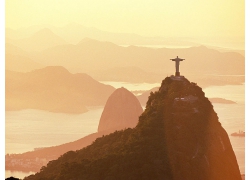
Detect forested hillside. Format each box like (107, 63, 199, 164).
(24, 76, 241, 180)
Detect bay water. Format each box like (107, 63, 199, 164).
(5, 83, 245, 178)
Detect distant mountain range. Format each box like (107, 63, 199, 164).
(208, 98, 236, 104)
(6, 28, 68, 52)
(5, 38, 236, 76)
(5, 66, 115, 113)
(29, 39, 244, 80)
(5, 53, 43, 73)
(6, 24, 201, 47)
(6, 24, 244, 54)
(5, 43, 45, 72)
(5, 28, 245, 85)
(91, 66, 165, 83)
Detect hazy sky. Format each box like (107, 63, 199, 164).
(6, 0, 244, 39)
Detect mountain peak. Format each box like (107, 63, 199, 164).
(77, 37, 98, 44)
(6, 66, 115, 114)
(98, 87, 143, 133)
(30, 28, 67, 45)
(32, 28, 57, 37)
(77, 38, 117, 47)
(23, 76, 241, 180)
(30, 66, 70, 75)
(190, 45, 209, 50)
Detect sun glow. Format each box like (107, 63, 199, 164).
(6, 0, 244, 42)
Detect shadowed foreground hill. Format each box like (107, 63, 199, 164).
(24, 76, 241, 180)
(5, 66, 115, 113)
(137, 88, 237, 106)
(137, 87, 159, 106)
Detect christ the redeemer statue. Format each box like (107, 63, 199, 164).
(170, 56, 185, 76)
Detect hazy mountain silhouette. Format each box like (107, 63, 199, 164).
(92, 66, 165, 83)
(5, 66, 115, 113)
(30, 39, 244, 77)
(6, 27, 26, 39)
(6, 87, 143, 172)
(6, 54, 44, 73)
(6, 43, 30, 56)
(5, 43, 45, 72)
(6, 24, 200, 46)
(6, 28, 68, 52)
(23, 76, 241, 180)
(53, 23, 199, 45)
(6, 25, 47, 40)
(5, 34, 245, 84)
(208, 98, 236, 104)
(6, 24, 244, 57)
(91, 66, 244, 87)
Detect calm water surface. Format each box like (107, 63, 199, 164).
(5, 106, 103, 154)
(5, 83, 245, 178)
(5, 170, 35, 180)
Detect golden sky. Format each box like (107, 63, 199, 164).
(6, 0, 244, 39)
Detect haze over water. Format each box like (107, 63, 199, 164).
(5, 83, 245, 178)
(4, 0, 245, 179)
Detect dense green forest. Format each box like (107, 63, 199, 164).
(24, 76, 241, 180)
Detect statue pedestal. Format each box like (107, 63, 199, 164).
(175, 72, 180, 76)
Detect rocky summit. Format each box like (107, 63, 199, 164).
(98, 87, 143, 133)
(24, 76, 241, 180)
(156, 76, 241, 180)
